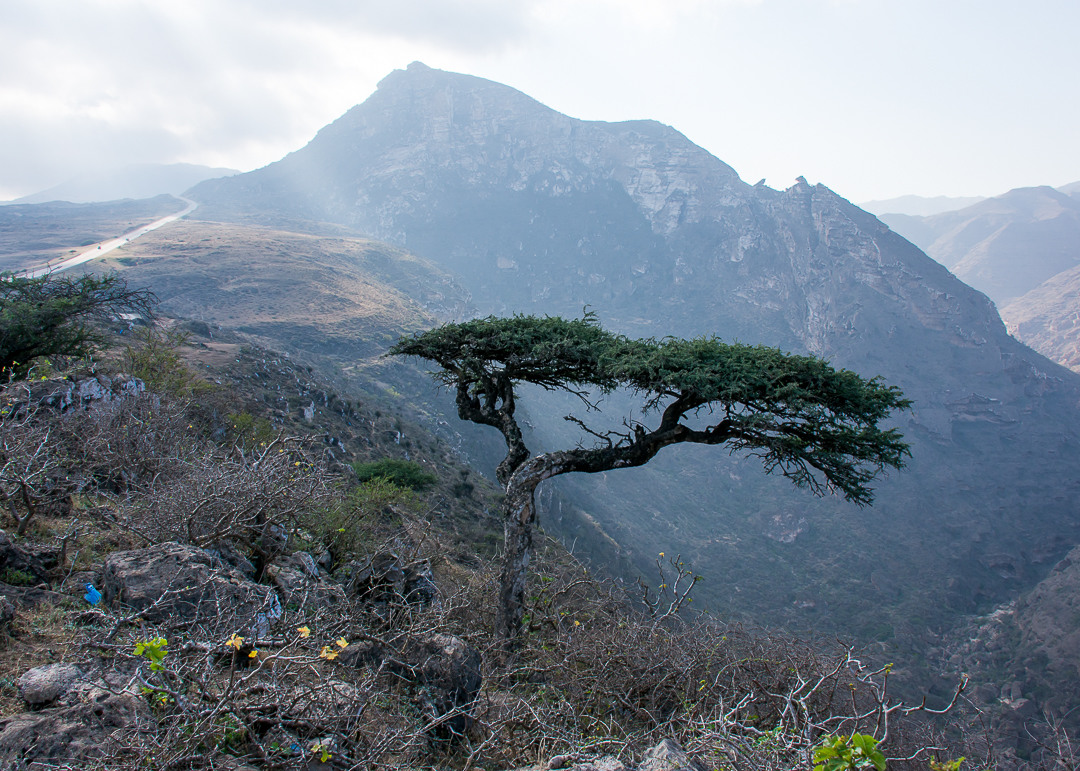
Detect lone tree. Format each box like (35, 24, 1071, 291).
(0, 272, 156, 379)
(392, 314, 910, 644)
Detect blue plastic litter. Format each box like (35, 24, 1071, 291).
(84, 583, 102, 605)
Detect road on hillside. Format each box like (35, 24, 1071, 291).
(24, 196, 199, 278)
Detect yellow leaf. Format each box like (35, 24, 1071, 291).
(248, 650, 258, 658)
(335, 637, 349, 649)
(225, 634, 243, 650)
(297, 626, 310, 638)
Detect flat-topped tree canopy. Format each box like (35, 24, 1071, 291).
(391, 313, 911, 642)
(393, 314, 910, 504)
(602, 336, 911, 505)
(392, 312, 621, 392)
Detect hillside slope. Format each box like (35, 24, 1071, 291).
(1001, 264, 1080, 373)
(185, 64, 1080, 655)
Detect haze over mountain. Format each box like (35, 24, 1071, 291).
(860, 194, 986, 218)
(880, 185, 1080, 307)
(5, 163, 237, 206)
(878, 184, 1080, 373)
(184, 64, 1080, 659)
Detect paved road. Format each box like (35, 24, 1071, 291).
(25, 196, 199, 278)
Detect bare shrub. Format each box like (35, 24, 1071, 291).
(457, 542, 967, 771)
(53, 390, 197, 497)
(123, 437, 334, 573)
(0, 379, 76, 535)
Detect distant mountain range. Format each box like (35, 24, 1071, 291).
(880, 184, 1080, 372)
(859, 194, 987, 217)
(5, 162, 237, 205)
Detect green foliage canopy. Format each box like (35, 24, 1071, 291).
(392, 313, 910, 505)
(0, 272, 156, 378)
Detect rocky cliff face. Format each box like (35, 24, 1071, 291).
(189, 63, 1080, 649)
(1002, 265, 1080, 373)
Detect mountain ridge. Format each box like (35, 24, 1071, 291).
(185, 64, 1080, 657)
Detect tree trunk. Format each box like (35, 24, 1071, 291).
(495, 465, 547, 647)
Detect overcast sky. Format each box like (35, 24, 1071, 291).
(3, 0, 1078, 203)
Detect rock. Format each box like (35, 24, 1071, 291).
(638, 738, 707, 771)
(1008, 681, 1024, 701)
(0, 690, 150, 767)
(0, 529, 49, 586)
(280, 551, 320, 578)
(0, 584, 64, 609)
(537, 740, 701, 771)
(37, 374, 146, 412)
(336, 640, 383, 669)
(0, 596, 14, 630)
(568, 761, 628, 771)
(338, 552, 437, 605)
(204, 542, 256, 580)
(60, 570, 100, 598)
(1010, 697, 1040, 720)
(102, 542, 282, 637)
(18, 663, 83, 708)
(264, 555, 345, 614)
(389, 633, 482, 739)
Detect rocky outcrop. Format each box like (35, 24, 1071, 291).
(265, 550, 345, 613)
(0, 689, 150, 768)
(336, 551, 437, 606)
(36, 373, 145, 412)
(102, 542, 282, 634)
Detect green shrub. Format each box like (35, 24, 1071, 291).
(0, 568, 36, 586)
(123, 326, 209, 397)
(307, 478, 417, 558)
(813, 733, 887, 771)
(226, 411, 275, 450)
(351, 458, 437, 491)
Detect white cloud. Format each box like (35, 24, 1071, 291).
(0, 0, 1078, 200)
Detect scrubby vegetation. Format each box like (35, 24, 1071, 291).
(352, 458, 438, 491)
(0, 316, 1066, 769)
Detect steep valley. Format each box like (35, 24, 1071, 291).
(4, 62, 1080, 762)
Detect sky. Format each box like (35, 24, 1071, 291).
(2, 0, 1078, 203)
